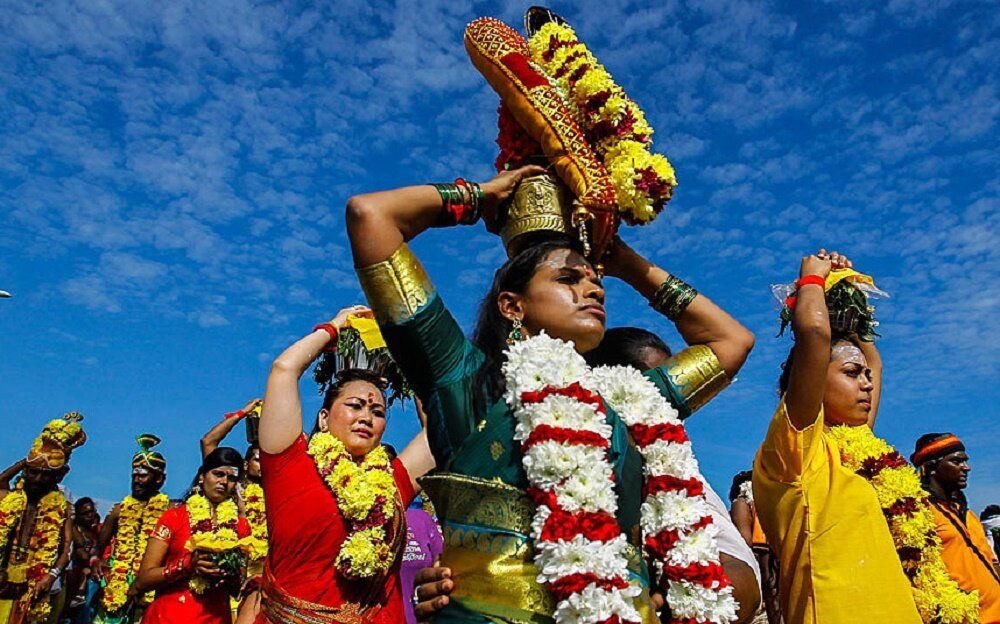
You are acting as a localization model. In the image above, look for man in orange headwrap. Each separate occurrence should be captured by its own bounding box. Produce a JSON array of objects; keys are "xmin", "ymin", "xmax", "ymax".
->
[
  {"xmin": 913, "ymin": 433, "xmax": 1000, "ymax": 623},
  {"xmin": 0, "ymin": 413, "xmax": 86, "ymax": 624}
]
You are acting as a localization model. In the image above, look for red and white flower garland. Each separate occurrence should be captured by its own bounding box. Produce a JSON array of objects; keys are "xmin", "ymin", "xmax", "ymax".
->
[
  {"xmin": 588, "ymin": 366, "xmax": 737, "ymax": 624},
  {"xmin": 503, "ymin": 333, "xmax": 737, "ymax": 624}
]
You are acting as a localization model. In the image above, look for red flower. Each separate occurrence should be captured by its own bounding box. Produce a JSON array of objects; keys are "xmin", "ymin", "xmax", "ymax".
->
[
  {"xmin": 642, "ymin": 475, "xmax": 704, "ymax": 499},
  {"xmin": 520, "ymin": 382, "xmax": 605, "ymax": 412},
  {"xmin": 644, "ymin": 516, "xmax": 713, "ymax": 559},
  {"xmin": 540, "ymin": 507, "xmax": 621, "ymax": 543},
  {"xmin": 522, "ymin": 424, "xmax": 610, "ymax": 451},
  {"xmin": 661, "ymin": 561, "xmax": 731, "ymax": 590},
  {"xmin": 628, "ymin": 422, "xmax": 689, "ymax": 448},
  {"xmin": 495, "ymin": 104, "xmax": 542, "ymax": 172},
  {"xmin": 547, "ymin": 572, "xmax": 629, "ymax": 601}
]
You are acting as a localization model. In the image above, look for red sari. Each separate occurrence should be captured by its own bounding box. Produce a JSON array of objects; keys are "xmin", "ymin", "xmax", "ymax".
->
[
  {"xmin": 142, "ymin": 505, "xmax": 251, "ymax": 624},
  {"xmin": 257, "ymin": 435, "xmax": 415, "ymax": 624}
]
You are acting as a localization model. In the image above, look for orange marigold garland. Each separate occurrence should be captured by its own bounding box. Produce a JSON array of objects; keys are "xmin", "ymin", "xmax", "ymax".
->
[
  {"xmin": 528, "ymin": 21, "xmax": 676, "ymax": 224},
  {"xmin": 0, "ymin": 486, "xmax": 67, "ymax": 622},
  {"xmin": 100, "ymin": 493, "xmax": 170, "ymax": 612},
  {"xmin": 827, "ymin": 426, "xmax": 979, "ymax": 624},
  {"xmin": 186, "ymin": 494, "xmax": 246, "ymax": 594},
  {"xmin": 242, "ymin": 482, "xmax": 268, "ymax": 565}
]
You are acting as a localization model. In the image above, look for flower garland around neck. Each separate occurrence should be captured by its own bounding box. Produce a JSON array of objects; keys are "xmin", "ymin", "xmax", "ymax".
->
[
  {"xmin": 102, "ymin": 493, "xmax": 170, "ymax": 612},
  {"xmin": 186, "ymin": 493, "xmax": 244, "ymax": 594},
  {"xmin": 827, "ymin": 425, "xmax": 979, "ymax": 624},
  {"xmin": 0, "ymin": 485, "xmax": 67, "ymax": 622},
  {"xmin": 528, "ymin": 21, "xmax": 676, "ymax": 225},
  {"xmin": 307, "ymin": 431, "xmax": 398, "ymax": 579},
  {"xmin": 504, "ymin": 333, "xmax": 737, "ymax": 623},
  {"xmin": 242, "ymin": 482, "xmax": 268, "ymax": 564}
]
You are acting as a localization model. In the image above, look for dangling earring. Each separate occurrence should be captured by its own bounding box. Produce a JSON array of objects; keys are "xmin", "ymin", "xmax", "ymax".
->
[{"xmin": 507, "ymin": 317, "xmax": 524, "ymax": 345}]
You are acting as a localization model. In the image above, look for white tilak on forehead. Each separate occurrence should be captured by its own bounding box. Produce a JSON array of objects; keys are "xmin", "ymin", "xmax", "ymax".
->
[
  {"xmin": 215, "ymin": 466, "xmax": 239, "ymax": 476},
  {"xmin": 832, "ymin": 344, "xmax": 865, "ymax": 366}
]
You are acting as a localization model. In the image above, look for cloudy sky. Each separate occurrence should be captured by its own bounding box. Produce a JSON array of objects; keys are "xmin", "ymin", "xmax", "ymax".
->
[{"xmin": 1, "ymin": 0, "xmax": 996, "ymax": 512}]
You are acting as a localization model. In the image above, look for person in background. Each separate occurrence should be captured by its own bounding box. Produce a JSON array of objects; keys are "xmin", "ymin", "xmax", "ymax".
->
[
  {"xmin": 982, "ymin": 506, "xmax": 1000, "ymax": 557},
  {"xmin": 912, "ymin": 433, "xmax": 1000, "ymax": 622},
  {"xmin": 0, "ymin": 413, "xmax": 85, "ymax": 624},
  {"xmin": 64, "ymin": 498, "xmax": 101, "ymax": 624},
  {"xmin": 400, "ymin": 497, "xmax": 443, "ymax": 624},
  {"xmin": 729, "ymin": 471, "xmax": 781, "ymax": 624}
]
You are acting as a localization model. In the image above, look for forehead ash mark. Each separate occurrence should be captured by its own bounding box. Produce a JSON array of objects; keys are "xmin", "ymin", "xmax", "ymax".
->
[{"xmin": 831, "ymin": 344, "xmax": 865, "ymax": 366}]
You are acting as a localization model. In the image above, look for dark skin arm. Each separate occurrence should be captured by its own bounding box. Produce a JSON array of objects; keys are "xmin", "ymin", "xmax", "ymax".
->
[
  {"xmin": 134, "ymin": 538, "xmax": 222, "ymax": 594},
  {"xmin": 730, "ymin": 498, "xmax": 754, "ymax": 548},
  {"xmin": 201, "ymin": 398, "xmax": 261, "ymax": 458},
  {"xmin": 603, "ymin": 238, "xmax": 754, "ymax": 378},
  {"xmin": 0, "ymin": 459, "xmax": 26, "ymax": 497},
  {"xmin": 345, "ymin": 165, "xmax": 546, "ymax": 268},
  {"xmin": 92, "ymin": 503, "xmax": 121, "ymax": 580}
]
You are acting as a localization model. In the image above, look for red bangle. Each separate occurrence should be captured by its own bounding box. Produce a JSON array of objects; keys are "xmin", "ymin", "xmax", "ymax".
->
[
  {"xmin": 312, "ymin": 323, "xmax": 338, "ymax": 351},
  {"xmin": 796, "ymin": 275, "xmax": 826, "ymax": 290},
  {"xmin": 224, "ymin": 409, "xmax": 245, "ymax": 420}
]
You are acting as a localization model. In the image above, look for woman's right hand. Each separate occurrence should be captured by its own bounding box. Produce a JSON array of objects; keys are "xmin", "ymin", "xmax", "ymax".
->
[
  {"xmin": 800, "ymin": 248, "xmax": 853, "ymax": 280},
  {"xmin": 480, "ymin": 164, "xmax": 548, "ymax": 223},
  {"xmin": 329, "ymin": 305, "xmax": 372, "ymax": 331},
  {"xmin": 191, "ymin": 551, "xmax": 223, "ymax": 578}
]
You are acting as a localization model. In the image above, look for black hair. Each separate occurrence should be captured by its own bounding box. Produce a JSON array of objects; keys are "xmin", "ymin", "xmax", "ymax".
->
[
  {"xmin": 199, "ymin": 446, "xmax": 245, "ymax": 478},
  {"xmin": 777, "ymin": 332, "xmax": 854, "ymax": 394},
  {"xmin": 74, "ymin": 497, "xmax": 95, "ymax": 514},
  {"xmin": 981, "ymin": 504, "xmax": 1000, "ymax": 520},
  {"xmin": 729, "ymin": 470, "xmax": 753, "ymax": 502},
  {"xmin": 471, "ymin": 234, "xmax": 582, "ymax": 404},
  {"xmin": 310, "ymin": 368, "xmax": 389, "ymax": 435},
  {"xmin": 244, "ymin": 444, "xmax": 259, "ymax": 463},
  {"xmin": 585, "ymin": 327, "xmax": 671, "ymax": 371}
]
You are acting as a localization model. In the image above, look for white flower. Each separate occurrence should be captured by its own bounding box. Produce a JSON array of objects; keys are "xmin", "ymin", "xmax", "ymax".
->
[
  {"xmin": 666, "ymin": 581, "xmax": 739, "ymax": 622},
  {"xmin": 641, "ymin": 490, "xmax": 714, "ymax": 534},
  {"xmin": 513, "ymin": 394, "xmax": 611, "ymax": 440},
  {"xmin": 666, "ymin": 524, "xmax": 722, "ymax": 566},
  {"xmin": 503, "ymin": 333, "xmax": 587, "ymax": 403},
  {"xmin": 641, "ymin": 440, "xmax": 699, "ymax": 479},
  {"xmin": 558, "ymin": 466, "xmax": 619, "ymax": 514},
  {"xmin": 553, "ymin": 583, "xmax": 643, "ymax": 623},
  {"xmin": 522, "ymin": 442, "xmax": 608, "ymax": 489},
  {"xmin": 588, "ymin": 365, "xmax": 675, "ymax": 426},
  {"xmin": 534, "ymin": 534, "xmax": 632, "ymax": 582}
]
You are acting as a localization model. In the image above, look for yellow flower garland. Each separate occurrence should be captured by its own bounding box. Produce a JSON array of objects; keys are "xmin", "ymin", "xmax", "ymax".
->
[
  {"xmin": 186, "ymin": 494, "xmax": 244, "ymax": 594},
  {"xmin": 529, "ymin": 21, "xmax": 677, "ymax": 224},
  {"xmin": 0, "ymin": 486, "xmax": 66, "ymax": 622},
  {"xmin": 828, "ymin": 425, "xmax": 980, "ymax": 624},
  {"xmin": 242, "ymin": 482, "xmax": 268, "ymax": 564},
  {"xmin": 307, "ymin": 432, "xmax": 397, "ymax": 579},
  {"xmin": 101, "ymin": 493, "xmax": 170, "ymax": 612}
]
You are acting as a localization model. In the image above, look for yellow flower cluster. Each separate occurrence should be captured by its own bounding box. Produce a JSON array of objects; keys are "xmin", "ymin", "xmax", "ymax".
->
[
  {"xmin": 242, "ymin": 482, "xmax": 268, "ymax": 564},
  {"xmin": 186, "ymin": 494, "xmax": 245, "ymax": 594},
  {"xmin": 529, "ymin": 21, "xmax": 676, "ymax": 224},
  {"xmin": 0, "ymin": 486, "xmax": 66, "ymax": 622},
  {"xmin": 829, "ymin": 426, "xmax": 980, "ymax": 624},
  {"xmin": 307, "ymin": 432, "xmax": 397, "ymax": 579},
  {"xmin": 101, "ymin": 493, "xmax": 169, "ymax": 612}
]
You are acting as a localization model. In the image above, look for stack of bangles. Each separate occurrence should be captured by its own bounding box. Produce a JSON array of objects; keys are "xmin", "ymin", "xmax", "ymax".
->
[
  {"xmin": 650, "ymin": 274, "xmax": 698, "ymax": 321},
  {"xmin": 432, "ymin": 178, "xmax": 484, "ymax": 226},
  {"xmin": 783, "ymin": 274, "xmax": 826, "ymax": 310},
  {"xmin": 162, "ymin": 553, "xmax": 192, "ymax": 582}
]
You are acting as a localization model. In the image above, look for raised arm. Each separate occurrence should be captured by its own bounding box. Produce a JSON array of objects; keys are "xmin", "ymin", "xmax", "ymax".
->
[
  {"xmin": 784, "ymin": 250, "xmax": 845, "ymax": 430},
  {"xmin": 0, "ymin": 459, "xmax": 25, "ymax": 499},
  {"xmin": 604, "ymin": 238, "xmax": 755, "ymax": 379},
  {"xmin": 200, "ymin": 398, "xmax": 260, "ymax": 458},
  {"xmin": 345, "ymin": 165, "xmax": 546, "ymax": 268},
  {"xmin": 857, "ymin": 339, "xmax": 882, "ymax": 428},
  {"xmin": 259, "ymin": 307, "xmax": 367, "ymax": 455}
]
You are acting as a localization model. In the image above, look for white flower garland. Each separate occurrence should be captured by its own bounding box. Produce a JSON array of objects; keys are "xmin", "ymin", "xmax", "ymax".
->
[{"xmin": 504, "ymin": 333, "xmax": 737, "ymax": 624}]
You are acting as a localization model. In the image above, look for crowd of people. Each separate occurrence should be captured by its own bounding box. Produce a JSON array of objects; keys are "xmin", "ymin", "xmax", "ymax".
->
[{"xmin": 3, "ymin": 8, "xmax": 998, "ymax": 624}]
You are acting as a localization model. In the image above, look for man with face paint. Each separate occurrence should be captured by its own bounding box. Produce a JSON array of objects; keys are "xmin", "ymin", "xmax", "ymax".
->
[
  {"xmin": 912, "ymin": 433, "xmax": 1000, "ymax": 622},
  {"xmin": 92, "ymin": 434, "xmax": 170, "ymax": 624},
  {"xmin": 0, "ymin": 413, "xmax": 86, "ymax": 624}
]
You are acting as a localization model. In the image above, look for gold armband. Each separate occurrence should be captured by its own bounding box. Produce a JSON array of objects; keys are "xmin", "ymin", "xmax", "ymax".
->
[
  {"xmin": 665, "ymin": 345, "xmax": 729, "ymax": 414},
  {"xmin": 356, "ymin": 244, "xmax": 435, "ymax": 324}
]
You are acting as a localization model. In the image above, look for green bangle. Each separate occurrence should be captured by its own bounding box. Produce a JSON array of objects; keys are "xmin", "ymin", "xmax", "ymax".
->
[{"xmin": 650, "ymin": 274, "xmax": 698, "ymax": 321}]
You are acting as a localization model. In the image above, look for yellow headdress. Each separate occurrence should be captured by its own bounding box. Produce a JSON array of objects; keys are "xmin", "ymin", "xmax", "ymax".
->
[{"xmin": 25, "ymin": 412, "xmax": 87, "ymax": 470}]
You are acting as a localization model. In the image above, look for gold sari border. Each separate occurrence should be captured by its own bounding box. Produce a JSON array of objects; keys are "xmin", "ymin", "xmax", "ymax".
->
[{"xmin": 356, "ymin": 244, "xmax": 435, "ymax": 324}]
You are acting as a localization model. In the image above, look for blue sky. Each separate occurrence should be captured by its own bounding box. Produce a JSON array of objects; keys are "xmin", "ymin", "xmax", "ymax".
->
[{"xmin": 1, "ymin": 0, "xmax": 996, "ymax": 515}]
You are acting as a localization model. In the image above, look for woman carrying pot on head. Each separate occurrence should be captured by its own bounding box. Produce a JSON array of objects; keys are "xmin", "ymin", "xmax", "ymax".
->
[
  {"xmin": 344, "ymin": 161, "xmax": 755, "ymax": 623},
  {"xmin": 254, "ymin": 305, "xmax": 434, "ymax": 624},
  {"xmin": 136, "ymin": 447, "xmax": 250, "ymax": 624}
]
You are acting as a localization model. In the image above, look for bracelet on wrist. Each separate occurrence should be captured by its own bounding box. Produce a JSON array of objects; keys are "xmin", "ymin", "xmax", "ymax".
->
[
  {"xmin": 650, "ymin": 274, "xmax": 698, "ymax": 321},
  {"xmin": 224, "ymin": 409, "xmax": 245, "ymax": 420},
  {"xmin": 312, "ymin": 323, "xmax": 339, "ymax": 352},
  {"xmin": 432, "ymin": 180, "xmax": 481, "ymax": 226},
  {"xmin": 796, "ymin": 275, "xmax": 826, "ymax": 290}
]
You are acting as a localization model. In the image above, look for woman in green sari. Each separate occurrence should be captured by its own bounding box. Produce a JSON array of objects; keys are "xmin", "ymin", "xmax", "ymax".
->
[{"xmin": 345, "ymin": 166, "xmax": 754, "ymax": 623}]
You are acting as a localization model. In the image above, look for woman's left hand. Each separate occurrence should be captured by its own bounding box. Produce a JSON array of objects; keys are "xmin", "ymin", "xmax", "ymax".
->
[{"xmin": 600, "ymin": 236, "xmax": 646, "ymax": 282}]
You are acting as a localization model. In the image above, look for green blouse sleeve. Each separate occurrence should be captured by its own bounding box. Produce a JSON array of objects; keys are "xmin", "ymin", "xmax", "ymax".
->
[
  {"xmin": 357, "ymin": 244, "xmax": 485, "ymax": 465},
  {"xmin": 644, "ymin": 345, "xmax": 730, "ymax": 419}
]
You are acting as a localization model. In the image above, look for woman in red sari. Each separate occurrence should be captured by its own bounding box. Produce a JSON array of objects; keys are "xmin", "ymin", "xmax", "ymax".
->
[
  {"xmin": 256, "ymin": 305, "xmax": 434, "ymax": 624},
  {"xmin": 136, "ymin": 447, "xmax": 251, "ymax": 624}
]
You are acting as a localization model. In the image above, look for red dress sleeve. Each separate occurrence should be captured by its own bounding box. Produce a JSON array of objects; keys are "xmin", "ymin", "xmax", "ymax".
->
[{"xmin": 391, "ymin": 458, "xmax": 415, "ymax": 509}]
